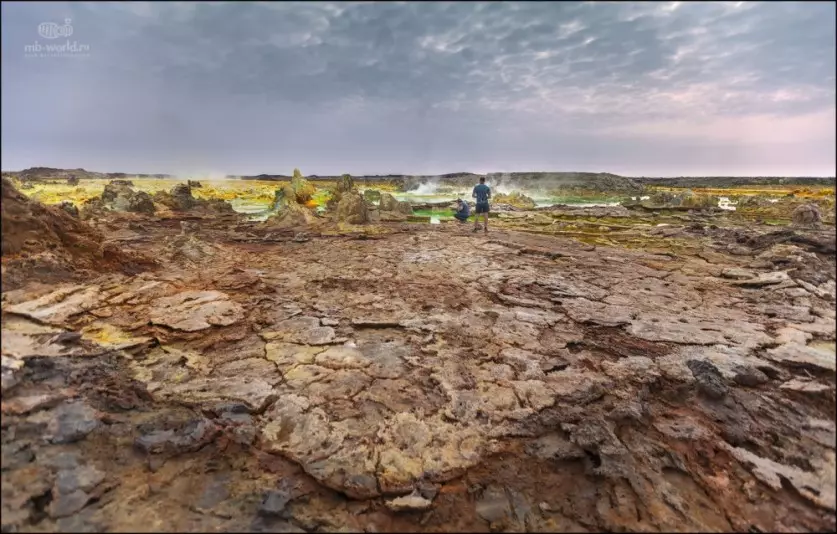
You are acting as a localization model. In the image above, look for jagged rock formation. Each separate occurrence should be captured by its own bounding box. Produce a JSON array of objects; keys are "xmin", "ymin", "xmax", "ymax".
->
[
  {"xmin": 264, "ymin": 174, "xmax": 322, "ymax": 229},
  {"xmin": 326, "ymin": 174, "xmax": 356, "ymax": 211},
  {"xmin": 322, "ymin": 174, "xmax": 372, "ymax": 224},
  {"xmin": 283, "ymin": 169, "xmax": 316, "ymax": 205},
  {"xmin": 158, "ymin": 183, "xmax": 196, "ymax": 211},
  {"xmin": 336, "ymin": 174, "xmax": 354, "ymax": 194}
]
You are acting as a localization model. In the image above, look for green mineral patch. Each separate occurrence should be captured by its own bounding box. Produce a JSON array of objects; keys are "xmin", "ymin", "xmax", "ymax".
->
[{"xmin": 412, "ymin": 209, "xmax": 456, "ymax": 219}]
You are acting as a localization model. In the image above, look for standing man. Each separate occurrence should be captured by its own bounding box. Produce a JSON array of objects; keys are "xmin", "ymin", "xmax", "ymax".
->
[{"xmin": 472, "ymin": 177, "xmax": 491, "ymax": 233}]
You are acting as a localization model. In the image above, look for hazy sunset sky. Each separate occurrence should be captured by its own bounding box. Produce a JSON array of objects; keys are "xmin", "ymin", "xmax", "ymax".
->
[{"xmin": 2, "ymin": 1, "xmax": 835, "ymax": 177}]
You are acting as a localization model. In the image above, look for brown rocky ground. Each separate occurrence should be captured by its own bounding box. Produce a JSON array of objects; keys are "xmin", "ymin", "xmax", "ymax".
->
[
  {"xmin": 2, "ymin": 189, "xmax": 836, "ymax": 533},
  {"xmin": 1, "ymin": 178, "xmax": 157, "ymax": 291}
]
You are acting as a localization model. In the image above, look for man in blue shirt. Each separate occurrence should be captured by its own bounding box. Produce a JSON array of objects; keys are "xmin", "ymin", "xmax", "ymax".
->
[
  {"xmin": 472, "ymin": 177, "xmax": 491, "ymax": 233},
  {"xmin": 453, "ymin": 199, "xmax": 470, "ymax": 222}
]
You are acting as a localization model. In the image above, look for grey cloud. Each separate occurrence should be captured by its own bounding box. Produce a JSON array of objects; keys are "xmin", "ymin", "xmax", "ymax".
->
[{"xmin": 1, "ymin": 1, "xmax": 834, "ymax": 175}]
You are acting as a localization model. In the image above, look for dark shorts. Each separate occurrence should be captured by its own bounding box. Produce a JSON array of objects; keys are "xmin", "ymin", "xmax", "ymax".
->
[
  {"xmin": 454, "ymin": 213, "xmax": 469, "ymax": 222},
  {"xmin": 475, "ymin": 202, "xmax": 490, "ymax": 214}
]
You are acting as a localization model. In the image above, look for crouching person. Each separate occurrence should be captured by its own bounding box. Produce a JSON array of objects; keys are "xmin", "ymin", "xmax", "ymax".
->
[{"xmin": 454, "ymin": 199, "xmax": 470, "ymax": 222}]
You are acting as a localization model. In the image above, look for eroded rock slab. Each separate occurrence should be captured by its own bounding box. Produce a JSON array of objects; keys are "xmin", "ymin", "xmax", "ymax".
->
[
  {"xmin": 561, "ymin": 298, "xmax": 634, "ymax": 326},
  {"xmin": 731, "ymin": 271, "xmax": 791, "ymax": 287},
  {"xmin": 46, "ymin": 401, "xmax": 100, "ymax": 444},
  {"xmin": 628, "ymin": 319, "xmax": 728, "ymax": 346},
  {"xmin": 148, "ymin": 290, "xmax": 244, "ymax": 331},
  {"xmin": 764, "ymin": 343, "xmax": 836, "ymax": 372},
  {"xmin": 722, "ymin": 443, "xmax": 835, "ymax": 511},
  {"xmin": 158, "ymin": 376, "xmax": 279, "ymax": 410},
  {"xmin": 261, "ymin": 399, "xmax": 487, "ymax": 499},
  {"xmin": 5, "ymin": 286, "xmax": 101, "ymax": 326},
  {"xmin": 1, "ymin": 329, "xmax": 82, "ymax": 361},
  {"xmin": 263, "ymin": 317, "xmax": 337, "ymax": 345}
]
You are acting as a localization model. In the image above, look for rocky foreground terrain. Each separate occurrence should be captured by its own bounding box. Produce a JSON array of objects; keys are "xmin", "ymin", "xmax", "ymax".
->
[{"xmin": 1, "ymin": 176, "xmax": 835, "ymax": 533}]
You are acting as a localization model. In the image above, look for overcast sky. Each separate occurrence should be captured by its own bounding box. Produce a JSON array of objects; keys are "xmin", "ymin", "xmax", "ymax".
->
[{"xmin": 2, "ymin": 1, "xmax": 835, "ymax": 177}]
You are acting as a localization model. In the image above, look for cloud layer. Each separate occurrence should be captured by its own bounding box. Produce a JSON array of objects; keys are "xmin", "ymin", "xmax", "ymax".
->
[{"xmin": 2, "ymin": 1, "xmax": 835, "ymax": 176}]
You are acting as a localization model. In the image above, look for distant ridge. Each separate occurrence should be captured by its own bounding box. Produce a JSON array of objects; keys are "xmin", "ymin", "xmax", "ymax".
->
[
  {"xmin": 2, "ymin": 167, "xmax": 834, "ymax": 191},
  {"xmin": 632, "ymin": 176, "xmax": 836, "ymax": 187}
]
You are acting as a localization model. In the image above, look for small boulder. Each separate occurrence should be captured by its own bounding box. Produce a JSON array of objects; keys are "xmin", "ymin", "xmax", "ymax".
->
[
  {"xmin": 733, "ymin": 366, "xmax": 769, "ymax": 387},
  {"xmin": 101, "ymin": 182, "xmax": 133, "ymax": 203},
  {"xmin": 170, "ymin": 183, "xmax": 196, "ymax": 210},
  {"xmin": 791, "ymin": 203, "xmax": 821, "ymax": 226},
  {"xmin": 379, "ymin": 193, "xmax": 413, "ymax": 214},
  {"xmin": 385, "ymin": 490, "xmax": 433, "ymax": 513},
  {"xmin": 49, "ymin": 489, "xmax": 92, "ymax": 518},
  {"xmin": 102, "ymin": 181, "xmax": 157, "ymax": 214},
  {"xmin": 134, "ymin": 417, "xmax": 219, "ymax": 456},
  {"xmin": 59, "ymin": 201, "xmax": 80, "ymax": 218},
  {"xmin": 686, "ymin": 359, "xmax": 728, "ymax": 399},
  {"xmin": 205, "ymin": 198, "xmax": 234, "ymax": 213},
  {"xmin": 55, "ymin": 465, "xmax": 105, "ymax": 495},
  {"xmin": 379, "ymin": 193, "xmax": 400, "ymax": 211},
  {"xmin": 127, "ymin": 191, "xmax": 156, "ymax": 214},
  {"xmin": 47, "ymin": 402, "xmax": 100, "ymax": 444},
  {"xmin": 336, "ymin": 191, "xmax": 369, "ymax": 224}
]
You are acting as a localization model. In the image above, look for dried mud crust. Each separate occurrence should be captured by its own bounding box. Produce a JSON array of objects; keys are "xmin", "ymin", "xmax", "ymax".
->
[{"xmin": 1, "ymin": 212, "xmax": 836, "ymax": 533}]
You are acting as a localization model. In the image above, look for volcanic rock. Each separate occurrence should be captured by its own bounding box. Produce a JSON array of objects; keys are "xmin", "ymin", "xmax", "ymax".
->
[
  {"xmin": 493, "ymin": 192, "xmax": 537, "ymax": 209},
  {"xmin": 792, "ymin": 203, "xmax": 822, "ymax": 226},
  {"xmin": 380, "ymin": 193, "xmax": 413, "ymax": 215},
  {"xmin": 336, "ymin": 191, "xmax": 369, "ymax": 224}
]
